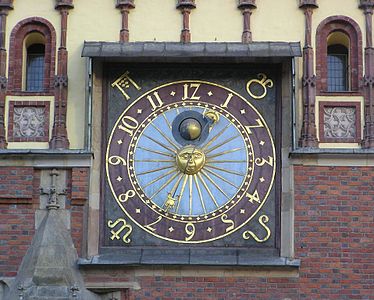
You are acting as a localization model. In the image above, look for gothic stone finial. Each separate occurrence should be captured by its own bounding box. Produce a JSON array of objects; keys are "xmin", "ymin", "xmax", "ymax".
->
[{"xmin": 40, "ymin": 169, "xmax": 67, "ymax": 210}]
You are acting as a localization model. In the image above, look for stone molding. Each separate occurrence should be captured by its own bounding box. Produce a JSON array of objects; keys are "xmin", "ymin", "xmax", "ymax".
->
[{"xmin": 81, "ymin": 41, "xmax": 302, "ymax": 60}]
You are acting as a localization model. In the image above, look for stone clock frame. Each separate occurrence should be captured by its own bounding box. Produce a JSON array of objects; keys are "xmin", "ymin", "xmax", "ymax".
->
[{"xmin": 80, "ymin": 42, "xmax": 301, "ymax": 267}]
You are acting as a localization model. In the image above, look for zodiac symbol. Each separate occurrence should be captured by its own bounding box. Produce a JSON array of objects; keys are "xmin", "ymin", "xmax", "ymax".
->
[
  {"xmin": 246, "ymin": 73, "xmax": 274, "ymax": 100},
  {"xmin": 107, "ymin": 218, "xmax": 133, "ymax": 244},
  {"xmin": 242, "ymin": 215, "xmax": 271, "ymax": 243},
  {"xmin": 111, "ymin": 71, "xmax": 141, "ymax": 101}
]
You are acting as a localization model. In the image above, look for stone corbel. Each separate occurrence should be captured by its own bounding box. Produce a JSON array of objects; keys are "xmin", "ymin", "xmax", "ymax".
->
[
  {"xmin": 116, "ymin": 0, "xmax": 135, "ymax": 42},
  {"xmin": 237, "ymin": 0, "xmax": 256, "ymax": 43},
  {"xmin": 176, "ymin": 0, "xmax": 196, "ymax": 43},
  {"xmin": 298, "ymin": 0, "xmax": 319, "ymax": 148}
]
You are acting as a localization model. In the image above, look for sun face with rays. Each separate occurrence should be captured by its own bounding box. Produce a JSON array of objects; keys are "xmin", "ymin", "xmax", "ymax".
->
[
  {"xmin": 130, "ymin": 103, "xmax": 251, "ymax": 219},
  {"xmin": 106, "ymin": 80, "xmax": 276, "ymax": 243}
]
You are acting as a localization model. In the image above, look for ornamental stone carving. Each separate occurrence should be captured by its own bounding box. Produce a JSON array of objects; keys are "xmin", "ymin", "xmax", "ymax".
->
[
  {"xmin": 54, "ymin": 74, "xmax": 68, "ymax": 87},
  {"xmin": 0, "ymin": 76, "xmax": 7, "ymax": 90},
  {"xmin": 323, "ymin": 107, "xmax": 356, "ymax": 139},
  {"xmin": 13, "ymin": 106, "xmax": 46, "ymax": 138}
]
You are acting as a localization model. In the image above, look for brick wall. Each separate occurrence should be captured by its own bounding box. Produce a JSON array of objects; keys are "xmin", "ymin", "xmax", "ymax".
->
[
  {"xmin": 294, "ymin": 166, "xmax": 374, "ymax": 299},
  {"xmin": 69, "ymin": 167, "xmax": 89, "ymax": 256},
  {"xmin": 0, "ymin": 167, "xmax": 36, "ymax": 276},
  {"xmin": 0, "ymin": 167, "xmax": 90, "ymax": 276},
  {"xmin": 1, "ymin": 165, "xmax": 373, "ymax": 299},
  {"xmin": 121, "ymin": 166, "xmax": 373, "ymax": 300}
]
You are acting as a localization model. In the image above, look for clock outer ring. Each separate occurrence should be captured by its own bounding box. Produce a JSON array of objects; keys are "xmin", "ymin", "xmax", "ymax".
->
[{"xmin": 106, "ymin": 80, "xmax": 276, "ymax": 243}]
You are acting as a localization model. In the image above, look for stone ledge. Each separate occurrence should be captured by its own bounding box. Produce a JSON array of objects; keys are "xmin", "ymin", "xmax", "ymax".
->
[
  {"xmin": 78, "ymin": 253, "xmax": 300, "ymax": 268},
  {"xmin": 0, "ymin": 150, "xmax": 93, "ymax": 167},
  {"xmin": 81, "ymin": 41, "xmax": 302, "ymax": 63}
]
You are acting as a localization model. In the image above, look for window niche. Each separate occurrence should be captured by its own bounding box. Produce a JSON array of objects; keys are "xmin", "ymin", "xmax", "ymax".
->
[
  {"xmin": 327, "ymin": 32, "xmax": 349, "ymax": 92},
  {"xmin": 316, "ymin": 16, "xmax": 363, "ymax": 95},
  {"xmin": 24, "ymin": 32, "xmax": 46, "ymax": 92},
  {"xmin": 8, "ymin": 17, "xmax": 56, "ymax": 94}
]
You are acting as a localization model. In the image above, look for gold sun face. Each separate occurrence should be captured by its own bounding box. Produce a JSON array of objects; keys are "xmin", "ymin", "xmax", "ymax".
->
[
  {"xmin": 176, "ymin": 146, "xmax": 206, "ymax": 175},
  {"xmin": 106, "ymin": 80, "xmax": 276, "ymax": 243}
]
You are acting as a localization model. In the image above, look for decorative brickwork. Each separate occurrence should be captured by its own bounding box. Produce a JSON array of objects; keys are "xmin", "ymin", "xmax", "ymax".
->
[
  {"xmin": 298, "ymin": 5, "xmax": 318, "ymax": 147},
  {"xmin": 0, "ymin": 1, "xmax": 13, "ymax": 148},
  {"xmin": 8, "ymin": 17, "xmax": 56, "ymax": 93},
  {"xmin": 116, "ymin": 0, "xmax": 135, "ymax": 42},
  {"xmin": 319, "ymin": 101, "xmax": 361, "ymax": 143},
  {"xmin": 360, "ymin": 1, "xmax": 374, "ymax": 148},
  {"xmin": 176, "ymin": 0, "xmax": 196, "ymax": 43},
  {"xmin": 7, "ymin": 100, "xmax": 50, "ymax": 142},
  {"xmin": 237, "ymin": 0, "xmax": 256, "ymax": 43},
  {"xmin": 316, "ymin": 16, "xmax": 363, "ymax": 95},
  {"xmin": 50, "ymin": 3, "xmax": 73, "ymax": 149}
]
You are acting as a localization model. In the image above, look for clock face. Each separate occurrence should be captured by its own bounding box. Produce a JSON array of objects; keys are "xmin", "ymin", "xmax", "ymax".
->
[{"xmin": 106, "ymin": 80, "xmax": 276, "ymax": 243}]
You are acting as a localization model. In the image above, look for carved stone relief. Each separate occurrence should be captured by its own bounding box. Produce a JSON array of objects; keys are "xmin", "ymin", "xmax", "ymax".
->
[
  {"xmin": 13, "ymin": 106, "xmax": 46, "ymax": 138},
  {"xmin": 323, "ymin": 106, "xmax": 356, "ymax": 139},
  {"xmin": 7, "ymin": 101, "xmax": 50, "ymax": 142}
]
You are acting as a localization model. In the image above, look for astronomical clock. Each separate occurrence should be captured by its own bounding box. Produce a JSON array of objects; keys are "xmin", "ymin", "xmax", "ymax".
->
[{"xmin": 103, "ymin": 63, "xmax": 280, "ymax": 258}]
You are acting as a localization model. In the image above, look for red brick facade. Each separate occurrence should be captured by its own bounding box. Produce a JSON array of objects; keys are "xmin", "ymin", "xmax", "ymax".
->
[
  {"xmin": 69, "ymin": 167, "xmax": 90, "ymax": 256},
  {"xmin": 0, "ymin": 167, "xmax": 89, "ymax": 275},
  {"xmin": 0, "ymin": 165, "xmax": 365, "ymax": 299}
]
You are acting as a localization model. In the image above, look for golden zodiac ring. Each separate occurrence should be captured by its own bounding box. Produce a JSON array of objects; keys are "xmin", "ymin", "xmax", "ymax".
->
[{"xmin": 246, "ymin": 73, "xmax": 274, "ymax": 100}]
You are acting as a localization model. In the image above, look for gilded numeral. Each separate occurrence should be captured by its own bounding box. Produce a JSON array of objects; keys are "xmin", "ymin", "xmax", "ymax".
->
[
  {"xmin": 246, "ymin": 190, "xmax": 261, "ymax": 204},
  {"xmin": 255, "ymin": 156, "xmax": 274, "ymax": 167},
  {"xmin": 107, "ymin": 155, "xmax": 127, "ymax": 166},
  {"xmin": 182, "ymin": 83, "xmax": 201, "ymax": 101},
  {"xmin": 242, "ymin": 215, "xmax": 271, "ymax": 243},
  {"xmin": 118, "ymin": 190, "xmax": 135, "ymax": 203},
  {"xmin": 220, "ymin": 93, "xmax": 234, "ymax": 108},
  {"xmin": 221, "ymin": 214, "xmax": 235, "ymax": 232},
  {"xmin": 107, "ymin": 218, "xmax": 133, "ymax": 244},
  {"xmin": 185, "ymin": 222, "xmax": 196, "ymax": 241},
  {"xmin": 244, "ymin": 119, "xmax": 264, "ymax": 134},
  {"xmin": 147, "ymin": 91, "xmax": 164, "ymax": 111},
  {"xmin": 118, "ymin": 115, "xmax": 139, "ymax": 136},
  {"xmin": 145, "ymin": 215, "xmax": 162, "ymax": 232}
]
